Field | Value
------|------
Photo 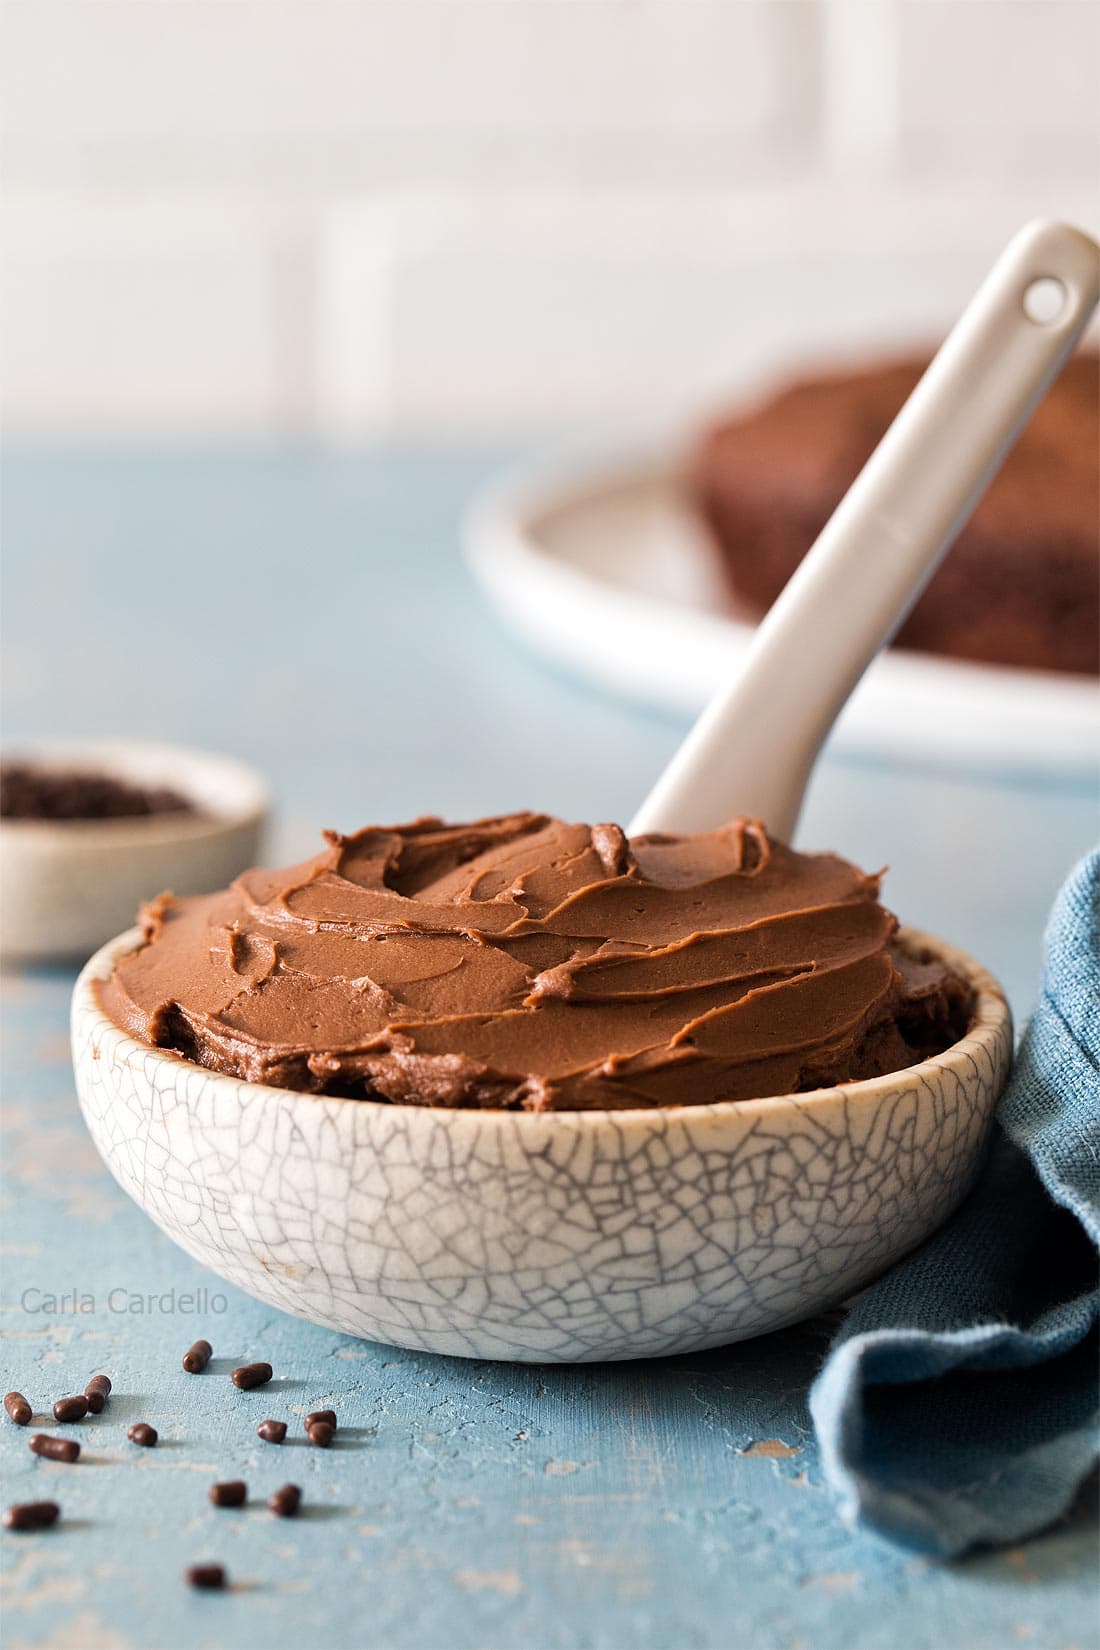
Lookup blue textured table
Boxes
[2,447,1097,1650]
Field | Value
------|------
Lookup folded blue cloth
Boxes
[810,849,1100,1558]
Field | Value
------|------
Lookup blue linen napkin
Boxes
[810,849,1100,1558]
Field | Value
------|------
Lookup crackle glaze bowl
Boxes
[72,926,1012,1363]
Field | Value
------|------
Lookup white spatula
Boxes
[630,219,1100,841]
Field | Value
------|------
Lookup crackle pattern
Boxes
[72,931,1012,1363]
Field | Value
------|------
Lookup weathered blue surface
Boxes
[2,446,1096,1649]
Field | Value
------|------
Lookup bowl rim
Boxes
[73,923,1013,1130]
[1,738,270,845]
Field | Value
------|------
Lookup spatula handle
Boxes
[630,220,1100,841]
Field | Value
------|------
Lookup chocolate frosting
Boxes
[98,814,971,1111]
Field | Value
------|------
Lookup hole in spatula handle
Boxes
[1023,276,1068,324]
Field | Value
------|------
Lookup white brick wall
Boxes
[894,0,1100,175]
[2,199,311,433]
[1,0,1097,437]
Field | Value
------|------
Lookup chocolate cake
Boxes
[692,351,1099,675]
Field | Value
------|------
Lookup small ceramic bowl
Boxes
[72,927,1012,1364]
[2,740,270,961]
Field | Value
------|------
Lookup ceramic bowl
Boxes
[1,740,270,961]
[72,927,1012,1364]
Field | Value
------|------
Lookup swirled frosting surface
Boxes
[98,813,971,1110]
